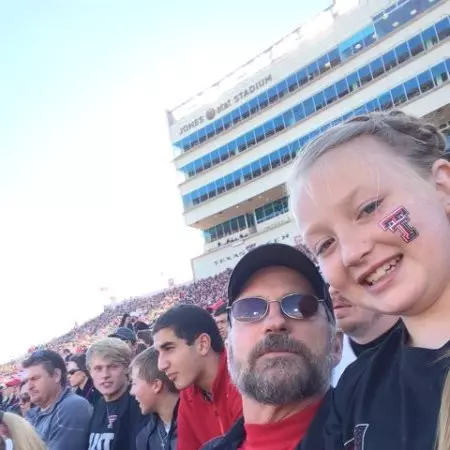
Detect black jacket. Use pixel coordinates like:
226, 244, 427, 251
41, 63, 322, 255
201, 391, 332, 450
136, 401, 179, 450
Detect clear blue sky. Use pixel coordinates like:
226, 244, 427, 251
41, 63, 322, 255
0, 0, 330, 361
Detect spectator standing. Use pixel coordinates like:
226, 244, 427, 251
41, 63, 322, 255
130, 347, 179, 450
23, 350, 92, 450
87, 338, 147, 450
153, 305, 242, 450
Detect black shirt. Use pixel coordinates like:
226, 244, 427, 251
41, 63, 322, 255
302, 326, 449, 450
88, 389, 147, 450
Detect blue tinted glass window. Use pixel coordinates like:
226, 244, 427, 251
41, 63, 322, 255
370, 57, 385, 79
228, 140, 237, 157
254, 125, 265, 143
211, 150, 220, 165
270, 151, 281, 169
233, 170, 242, 187
336, 79, 349, 98
296, 69, 308, 86
313, 92, 326, 111
273, 116, 285, 133
207, 182, 217, 199
347, 72, 360, 92
240, 103, 251, 120
318, 55, 330, 74
222, 113, 232, 130
202, 154, 212, 171
236, 135, 247, 152
383, 50, 397, 71
391, 85, 407, 106
293, 104, 305, 121
248, 98, 259, 114
324, 85, 337, 105
287, 74, 299, 92
422, 25, 439, 49
231, 109, 241, 124
282, 110, 295, 128
205, 124, 215, 138
197, 128, 207, 144
431, 62, 449, 85
216, 178, 226, 195
280, 146, 291, 164
395, 42, 410, 64
267, 87, 278, 104
379, 92, 393, 111
418, 70, 434, 93
264, 121, 276, 138
362, 25, 377, 46
219, 146, 229, 162
225, 174, 234, 191
258, 92, 269, 109
242, 165, 252, 182
307, 61, 319, 80
366, 98, 380, 113
245, 130, 256, 148
404, 77, 420, 100
408, 34, 424, 57
328, 48, 341, 68
358, 65, 372, 85
277, 80, 289, 99
251, 160, 262, 178
214, 118, 224, 135
435, 17, 450, 40
261, 155, 271, 173
304, 97, 315, 116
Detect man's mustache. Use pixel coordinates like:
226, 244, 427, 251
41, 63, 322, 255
248, 334, 310, 361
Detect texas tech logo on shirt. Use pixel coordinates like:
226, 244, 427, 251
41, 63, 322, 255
344, 424, 369, 450
89, 433, 114, 450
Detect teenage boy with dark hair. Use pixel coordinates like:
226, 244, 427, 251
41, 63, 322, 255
130, 346, 179, 450
212, 303, 228, 341
153, 304, 242, 450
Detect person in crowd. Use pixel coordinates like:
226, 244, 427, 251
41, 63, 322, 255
62, 348, 72, 363
0, 410, 46, 450
212, 303, 228, 341
67, 353, 101, 406
153, 304, 242, 450
109, 327, 138, 355
23, 349, 92, 450
119, 313, 133, 330
287, 110, 450, 449
202, 243, 341, 449
137, 329, 153, 348
330, 286, 401, 383
3, 379, 21, 415
130, 346, 179, 450
18, 381, 32, 417
87, 337, 147, 450
131, 313, 150, 333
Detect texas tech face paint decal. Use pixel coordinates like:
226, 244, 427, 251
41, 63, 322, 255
378, 206, 419, 243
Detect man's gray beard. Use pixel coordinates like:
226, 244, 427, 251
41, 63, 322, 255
228, 333, 333, 405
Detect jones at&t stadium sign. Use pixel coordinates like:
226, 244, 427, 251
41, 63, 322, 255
179, 74, 273, 136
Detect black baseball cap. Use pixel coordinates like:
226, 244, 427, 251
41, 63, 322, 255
227, 243, 334, 319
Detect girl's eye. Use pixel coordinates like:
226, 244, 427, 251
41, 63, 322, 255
316, 238, 334, 256
357, 199, 383, 219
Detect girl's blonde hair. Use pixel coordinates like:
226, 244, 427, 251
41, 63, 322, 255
437, 352, 450, 450
0, 411, 46, 450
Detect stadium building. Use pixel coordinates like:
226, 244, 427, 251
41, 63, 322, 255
166, 0, 450, 280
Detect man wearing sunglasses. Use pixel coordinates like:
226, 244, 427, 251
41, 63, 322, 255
202, 243, 342, 450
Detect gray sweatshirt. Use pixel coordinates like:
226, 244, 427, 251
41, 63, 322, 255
28, 387, 92, 450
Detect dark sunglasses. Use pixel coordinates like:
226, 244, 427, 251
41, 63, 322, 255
67, 369, 81, 376
229, 294, 325, 322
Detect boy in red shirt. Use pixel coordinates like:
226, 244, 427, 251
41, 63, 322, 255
153, 304, 242, 450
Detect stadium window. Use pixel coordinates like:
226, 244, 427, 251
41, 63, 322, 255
245, 130, 256, 148
230, 218, 239, 234
362, 25, 377, 47
254, 125, 265, 143
231, 109, 241, 125
336, 79, 349, 98
222, 114, 233, 131
211, 150, 220, 166
240, 103, 251, 120
307, 61, 319, 80
435, 17, 450, 40
273, 116, 285, 133
379, 92, 393, 111
382, 50, 397, 71
236, 135, 247, 153
205, 124, 215, 139
198, 128, 207, 144
282, 110, 295, 128
313, 92, 326, 111
358, 65, 372, 86
370, 57, 385, 79
296, 69, 308, 86
277, 80, 289, 99
404, 77, 420, 100
328, 48, 341, 68
366, 98, 381, 113
418, 70, 434, 93
193, 159, 203, 175
318, 55, 331, 74
216, 178, 226, 195
225, 174, 234, 191
431, 62, 449, 85
280, 146, 291, 164
394, 42, 410, 64
251, 160, 262, 178
261, 155, 271, 173
264, 121, 276, 138
258, 92, 269, 109
391, 85, 407, 107
422, 25, 439, 49
219, 146, 229, 162
347, 72, 360, 93
228, 140, 237, 157
242, 165, 253, 183
293, 104, 305, 121
270, 151, 281, 169
248, 98, 259, 115
238, 215, 247, 230
324, 85, 337, 105
408, 34, 424, 57
303, 97, 315, 117
215, 118, 224, 135
267, 87, 278, 104
287, 74, 299, 92
233, 171, 242, 187
207, 182, 217, 199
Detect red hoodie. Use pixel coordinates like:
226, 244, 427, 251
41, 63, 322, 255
177, 351, 243, 450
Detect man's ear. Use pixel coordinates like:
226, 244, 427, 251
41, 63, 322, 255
153, 379, 163, 394
195, 333, 212, 356
53, 368, 62, 384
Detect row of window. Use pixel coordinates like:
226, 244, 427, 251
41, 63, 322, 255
174, 0, 443, 155
182, 59, 450, 210
180, 15, 450, 179
203, 214, 255, 244
255, 196, 289, 224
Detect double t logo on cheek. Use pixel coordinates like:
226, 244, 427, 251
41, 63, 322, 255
378, 206, 419, 243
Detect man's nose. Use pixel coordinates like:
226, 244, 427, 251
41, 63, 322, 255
262, 301, 289, 334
